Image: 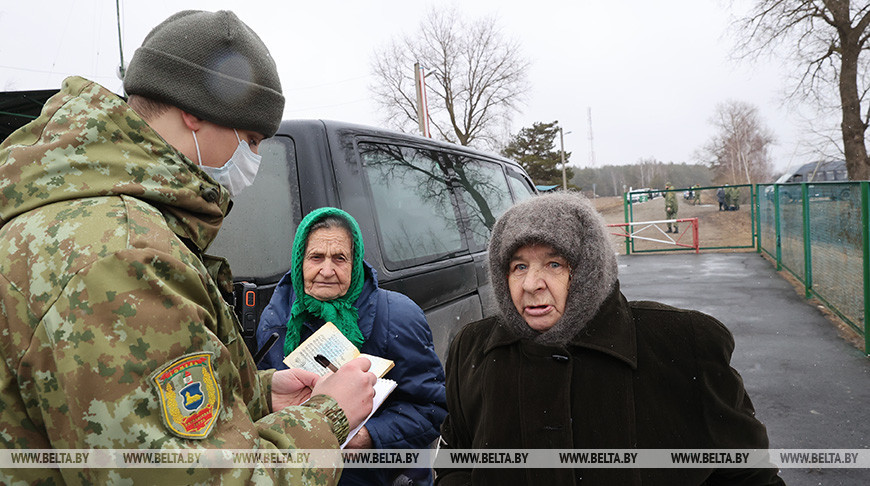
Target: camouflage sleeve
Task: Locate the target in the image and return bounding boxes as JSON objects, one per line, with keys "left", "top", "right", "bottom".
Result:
{"left": 10, "top": 248, "right": 344, "bottom": 485}
{"left": 259, "top": 368, "right": 276, "bottom": 401}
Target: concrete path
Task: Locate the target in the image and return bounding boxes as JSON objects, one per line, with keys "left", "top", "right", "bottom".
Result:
{"left": 618, "top": 252, "right": 870, "bottom": 486}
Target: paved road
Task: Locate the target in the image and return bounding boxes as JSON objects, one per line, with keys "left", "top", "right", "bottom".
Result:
{"left": 618, "top": 252, "right": 870, "bottom": 486}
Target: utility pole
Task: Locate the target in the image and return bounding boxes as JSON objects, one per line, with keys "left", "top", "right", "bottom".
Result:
{"left": 414, "top": 63, "right": 431, "bottom": 138}
{"left": 587, "top": 107, "right": 596, "bottom": 168}
{"left": 560, "top": 127, "right": 571, "bottom": 190}
{"left": 115, "top": 0, "right": 125, "bottom": 81}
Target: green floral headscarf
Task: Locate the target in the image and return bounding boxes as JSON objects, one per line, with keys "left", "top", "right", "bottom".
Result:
{"left": 283, "top": 207, "right": 366, "bottom": 355}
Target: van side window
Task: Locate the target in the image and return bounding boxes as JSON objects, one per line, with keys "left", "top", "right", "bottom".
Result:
{"left": 209, "top": 136, "right": 301, "bottom": 279}
{"left": 451, "top": 157, "right": 515, "bottom": 252}
{"left": 506, "top": 169, "right": 536, "bottom": 203}
{"left": 359, "top": 142, "right": 466, "bottom": 269}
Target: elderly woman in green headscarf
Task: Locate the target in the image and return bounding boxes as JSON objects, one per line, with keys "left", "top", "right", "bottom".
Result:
{"left": 256, "top": 207, "right": 446, "bottom": 485}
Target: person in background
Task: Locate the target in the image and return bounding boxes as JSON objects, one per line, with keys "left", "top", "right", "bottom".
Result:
{"left": 436, "top": 192, "right": 783, "bottom": 486}
{"left": 718, "top": 186, "right": 728, "bottom": 210}
{"left": 691, "top": 184, "right": 701, "bottom": 205}
{"left": 257, "top": 207, "right": 447, "bottom": 486}
{"left": 0, "top": 10, "right": 375, "bottom": 485}
{"left": 726, "top": 185, "right": 741, "bottom": 211}
{"left": 664, "top": 182, "right": 679, "bottom": 233}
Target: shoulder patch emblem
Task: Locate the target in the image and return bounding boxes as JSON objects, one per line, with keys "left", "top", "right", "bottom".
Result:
{"left": 151, "top": 352, "right": 221, "bottom": 440}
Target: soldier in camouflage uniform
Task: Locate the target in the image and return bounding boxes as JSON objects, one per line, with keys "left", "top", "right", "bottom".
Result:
{"left": 0, "top": 10, "right": 376, "bottom": 485}
{"left": 664, "top": 182, "right": 679, "bottom": 233}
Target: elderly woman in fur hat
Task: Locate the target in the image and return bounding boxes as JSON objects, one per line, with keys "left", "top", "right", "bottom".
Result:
{"left": 436, "top": 192, "right": 783, "bottom": 486}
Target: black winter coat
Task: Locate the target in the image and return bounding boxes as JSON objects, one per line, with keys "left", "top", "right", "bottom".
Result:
{"left": 436, "top": 284, "right": 784, "bottom": 485}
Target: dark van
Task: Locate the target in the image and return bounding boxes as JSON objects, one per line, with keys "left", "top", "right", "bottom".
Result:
{"left": 208, "top": 119, "right": 537, "bottom": 361}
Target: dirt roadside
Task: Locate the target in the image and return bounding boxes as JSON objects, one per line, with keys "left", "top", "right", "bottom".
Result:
{"left": 591, "top": 195, "right": 754, "bottom": 253}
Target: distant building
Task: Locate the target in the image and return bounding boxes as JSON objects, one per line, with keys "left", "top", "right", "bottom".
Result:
{"left": 769, "top": 160, "right": 851, "bottom": 201}
{"left": 777, "top": 160, "right": 848, "bottom": 183}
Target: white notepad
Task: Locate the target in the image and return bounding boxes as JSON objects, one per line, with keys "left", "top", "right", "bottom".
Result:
{"left": 341, "top": 378, "right": 397, "bottom": 448}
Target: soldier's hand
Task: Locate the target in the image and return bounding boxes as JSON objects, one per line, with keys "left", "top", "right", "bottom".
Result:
{"left": 312, "top": 357, "right": 376, "bottom": 430}
{"left": 271, "top": 368, "right": 320, "bottom": 410}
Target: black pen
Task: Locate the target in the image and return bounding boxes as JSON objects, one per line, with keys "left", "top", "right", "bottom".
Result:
{"left": 314, "top": 354, "right": 339, "bottom": 373}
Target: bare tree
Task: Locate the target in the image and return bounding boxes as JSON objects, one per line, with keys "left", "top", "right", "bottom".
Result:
{"left": 700, "top": 100, "right": 775, "bottom": 184}
{"left": 733, "top": 1, "right": 870, "bottom": 180}
{"left": 637, "top": 158, "right": 664, "bottom": 188}
{"left": 370, "top": 7, "right": 530, "bottom": 150}
{"left": 608, "top": 168, "right": 622, "bottom": 197}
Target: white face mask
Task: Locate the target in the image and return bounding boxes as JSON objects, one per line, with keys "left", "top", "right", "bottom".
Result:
{"left": 191, "top": 129, "right": 262, "bottom": 197}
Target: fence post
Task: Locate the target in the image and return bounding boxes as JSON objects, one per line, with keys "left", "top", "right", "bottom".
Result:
{"left": 622, "top": 192, "right": 631, "bottom": 256}
{"left": 862, "top": 181, "right": 870, "bottom": 355}
{"left": 754, "top": 185, "right": 761, "bottom": 253}
{"left": 629, "top": 195, "right": 636, "bottom": 254}
{"left": 751, "top": 184, "right": 758, "bottom": 250}
{"left": 802, "top": 183, "right": 812, "bottom": 299}
{"left": 774, "top": 185, "right": 782, "bottom": 272}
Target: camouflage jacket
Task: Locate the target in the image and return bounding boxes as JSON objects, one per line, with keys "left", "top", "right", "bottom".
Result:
{"left": 664, "top": 190, "right": 678, "bottom": 213}
{"left": 0, "top": 77, "right": 345, "bottom": 485}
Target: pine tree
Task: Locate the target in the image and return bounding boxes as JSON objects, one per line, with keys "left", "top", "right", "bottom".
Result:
{"left": 501, "top": 121, "right": 573, "bottom": 186}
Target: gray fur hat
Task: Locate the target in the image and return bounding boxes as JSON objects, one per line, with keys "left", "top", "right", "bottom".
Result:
{"left": 488, "top": 191, "right": 618, "bottom": 344}
{"left": 124, "top": 10, "right": 284, "bottom": 137}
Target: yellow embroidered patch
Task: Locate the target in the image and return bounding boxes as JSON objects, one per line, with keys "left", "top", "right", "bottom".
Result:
{"left": 151, "top": 352, "right": 221, "bottom": 439}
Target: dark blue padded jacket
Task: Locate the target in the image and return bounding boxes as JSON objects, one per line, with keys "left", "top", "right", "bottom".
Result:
{"left": 257, "top": 261, "right": 447, "bottom": 485}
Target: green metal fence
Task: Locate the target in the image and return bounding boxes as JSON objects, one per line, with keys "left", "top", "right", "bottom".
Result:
{"left": 757, "top": 181, "right": 868, "bottom": 354}
{"left": 618, "top": 181, "right": 868, "bottom": 353}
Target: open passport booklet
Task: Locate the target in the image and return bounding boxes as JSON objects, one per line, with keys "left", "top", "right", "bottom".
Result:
{"left": 283, "top": 322, "right": 397, "bottom": 448}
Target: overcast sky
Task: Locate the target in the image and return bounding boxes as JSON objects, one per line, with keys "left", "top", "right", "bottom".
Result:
{"left": 1, "top": 0, "right": 828, "bottom": 176}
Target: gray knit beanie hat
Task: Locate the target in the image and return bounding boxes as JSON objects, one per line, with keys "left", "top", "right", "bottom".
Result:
{"left": 488, "top": 191, "right": 618, "bottom": 345}
{"left": 123, "top": 10, "right": 284, "bottom": 137}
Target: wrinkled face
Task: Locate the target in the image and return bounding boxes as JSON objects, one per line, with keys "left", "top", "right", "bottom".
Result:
{"left": 508, "top": 244, "right": 571, "bottom": 332}
{"left": 302, "top": 227, "right": 353, "bottom": 301}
